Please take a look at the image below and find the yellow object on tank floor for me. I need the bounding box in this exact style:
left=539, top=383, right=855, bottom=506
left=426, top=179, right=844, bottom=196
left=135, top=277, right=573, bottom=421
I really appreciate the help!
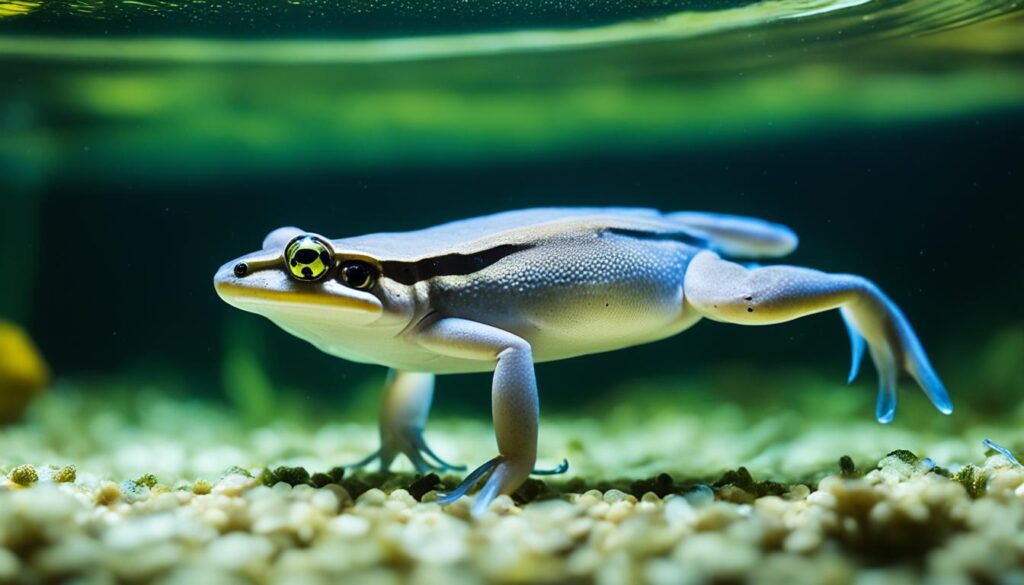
left=0, top=320, right=49, bottom=424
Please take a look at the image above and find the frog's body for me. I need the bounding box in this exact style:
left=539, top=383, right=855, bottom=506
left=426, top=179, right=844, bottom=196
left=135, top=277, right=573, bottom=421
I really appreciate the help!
left=215, top=207, right=952, bottom=515
left=277, top=209, right=712, bottom=372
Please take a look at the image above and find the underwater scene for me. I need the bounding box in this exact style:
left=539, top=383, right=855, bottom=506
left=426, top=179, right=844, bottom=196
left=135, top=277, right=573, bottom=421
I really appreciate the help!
left=2, top=0, right=1024, bottom=583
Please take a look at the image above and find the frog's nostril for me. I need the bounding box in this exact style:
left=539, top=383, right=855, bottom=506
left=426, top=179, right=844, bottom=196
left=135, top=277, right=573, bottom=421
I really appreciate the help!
left=233, top=263, right=249, bottom=278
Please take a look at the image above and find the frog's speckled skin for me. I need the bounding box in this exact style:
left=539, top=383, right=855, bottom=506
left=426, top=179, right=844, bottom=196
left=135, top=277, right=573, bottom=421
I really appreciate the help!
left=214, top=207, right=952, bottom=514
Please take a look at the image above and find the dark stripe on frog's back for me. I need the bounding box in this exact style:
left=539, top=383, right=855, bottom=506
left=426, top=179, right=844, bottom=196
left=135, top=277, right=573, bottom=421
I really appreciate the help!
left=381, top=244, right=534, bottom=285
left=377, top=226, right=708, bottom=285
left=601, top=227, right=710, bottom=249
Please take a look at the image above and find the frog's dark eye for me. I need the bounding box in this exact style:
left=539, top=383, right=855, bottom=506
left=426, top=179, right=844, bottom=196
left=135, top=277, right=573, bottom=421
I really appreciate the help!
left=285, top=235, right=334, bottom=282
left=339, top=261, right=377, bottom=290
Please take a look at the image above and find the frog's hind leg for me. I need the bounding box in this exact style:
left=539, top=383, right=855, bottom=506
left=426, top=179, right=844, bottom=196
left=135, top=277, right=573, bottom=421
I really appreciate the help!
left=684, top=251, right=952, bottom=423
left=347, top=370, right=465, bottom=474
left=415, top=317, right=539, bottom=516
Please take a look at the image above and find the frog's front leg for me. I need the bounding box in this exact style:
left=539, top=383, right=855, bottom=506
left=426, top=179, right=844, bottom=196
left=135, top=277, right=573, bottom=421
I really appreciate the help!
left=414, top=316, right=538, bottom=516
left=348, top=370, right=465, bottom=473
left=684, top=250, right=952, bottom=423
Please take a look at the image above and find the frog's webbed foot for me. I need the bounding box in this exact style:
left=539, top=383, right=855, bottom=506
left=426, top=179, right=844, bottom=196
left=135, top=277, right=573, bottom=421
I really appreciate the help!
left=686, top=250, right=952, bottom=424
left=435, top=457, right=568, bottom=509
left=346, top=370, right=465, bottom=474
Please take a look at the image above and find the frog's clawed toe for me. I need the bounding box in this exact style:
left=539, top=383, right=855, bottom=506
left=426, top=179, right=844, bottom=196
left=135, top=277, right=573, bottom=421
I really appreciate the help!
left=406, top=428, right=467, bottom=472
left=435, top=456, right=502, bottom=506
left=345, top=429, right=465, bottom=474
left=344, top=448, right=385, bottom=470
left=532, top=458, right=569, bottom=476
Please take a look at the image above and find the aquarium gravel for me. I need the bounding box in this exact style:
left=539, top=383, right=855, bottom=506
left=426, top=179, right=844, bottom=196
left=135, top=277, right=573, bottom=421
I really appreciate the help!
left=2, top=388, right=1023, bottom=584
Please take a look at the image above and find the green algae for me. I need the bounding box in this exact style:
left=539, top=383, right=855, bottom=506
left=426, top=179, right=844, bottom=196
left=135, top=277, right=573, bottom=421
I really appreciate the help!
left=8, top=464, right=37, bottom=486
left=50, top=465, right=76, bottom=483
left=135, top=473, right=158, bottom=489
left=713, top=466, right=787, bottom=498
left=838, top=455, right=858, bottom=478
left=885, top=450, right=920, bottom=466
left=261, top=466, right=311, bottom=488
left=952, top=465, right=987, bottom=498
left=407, top=473, right=443, bottom=501
left=221, top=466, right=253, bottom=479
left=311, top=467, right=346, bottom=489
left=630, top=473, right=678, bottom=499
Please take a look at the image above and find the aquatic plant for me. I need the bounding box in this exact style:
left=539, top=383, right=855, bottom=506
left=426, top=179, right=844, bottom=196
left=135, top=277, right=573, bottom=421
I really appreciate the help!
left=221, top=315, right=277, bottom=426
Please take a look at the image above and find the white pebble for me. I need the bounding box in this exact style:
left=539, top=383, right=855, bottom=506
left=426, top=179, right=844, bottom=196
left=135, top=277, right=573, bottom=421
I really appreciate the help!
left=208, top=532, right=275, bottom=573
left=606, top=501, right=634, bottom=522
left=214, top=474, right=257, bottom=497
left=603, top=489, right=636, bottom=504
left=329, top=514, right=371, bottom=538
left=356, top=489, right=386, bottom=507
left=311, top=489, right=339, bottom=514
left=664, top=497, right=697, bottom=527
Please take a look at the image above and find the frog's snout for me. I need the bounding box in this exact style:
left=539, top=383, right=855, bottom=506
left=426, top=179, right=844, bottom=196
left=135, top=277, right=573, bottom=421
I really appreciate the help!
left=213, top=257, right=383, bottom=324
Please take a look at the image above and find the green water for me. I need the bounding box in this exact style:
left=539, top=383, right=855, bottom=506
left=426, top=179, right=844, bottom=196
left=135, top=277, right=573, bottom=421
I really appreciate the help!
left=1, top=3, right=1023, bottom=582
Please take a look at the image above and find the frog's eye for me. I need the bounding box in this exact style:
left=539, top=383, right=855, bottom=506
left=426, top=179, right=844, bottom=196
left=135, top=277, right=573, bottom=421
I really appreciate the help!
left=339, top=260, right=378, bottom=290
left=285, top=235, right=334, bottom=282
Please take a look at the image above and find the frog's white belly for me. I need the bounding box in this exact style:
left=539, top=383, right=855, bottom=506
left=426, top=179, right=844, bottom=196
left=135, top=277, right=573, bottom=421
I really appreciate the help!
left=297, top=299, right=701, bottom=374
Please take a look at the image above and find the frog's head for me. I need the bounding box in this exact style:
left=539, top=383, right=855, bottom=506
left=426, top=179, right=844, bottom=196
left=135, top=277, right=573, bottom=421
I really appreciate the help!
left=214, top=227, right=406, bottom=332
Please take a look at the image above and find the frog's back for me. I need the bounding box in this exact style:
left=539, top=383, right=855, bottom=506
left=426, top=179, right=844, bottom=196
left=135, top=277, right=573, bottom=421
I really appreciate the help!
left=425, top=222, right=704, bottom=365
left=336, top=207, right=797, bottom=262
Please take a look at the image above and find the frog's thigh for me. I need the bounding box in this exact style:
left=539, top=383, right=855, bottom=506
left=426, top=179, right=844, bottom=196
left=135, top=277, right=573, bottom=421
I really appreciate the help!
left=415, top=317, right=538, bottom=502
left=684, top=250, right=854, bottom=324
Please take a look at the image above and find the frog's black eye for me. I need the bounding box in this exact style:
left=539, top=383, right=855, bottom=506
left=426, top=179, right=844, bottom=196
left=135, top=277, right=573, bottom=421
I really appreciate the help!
left=339, top=261, right=377, bottom=290
left=284, top=235, right=334, bottom=282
